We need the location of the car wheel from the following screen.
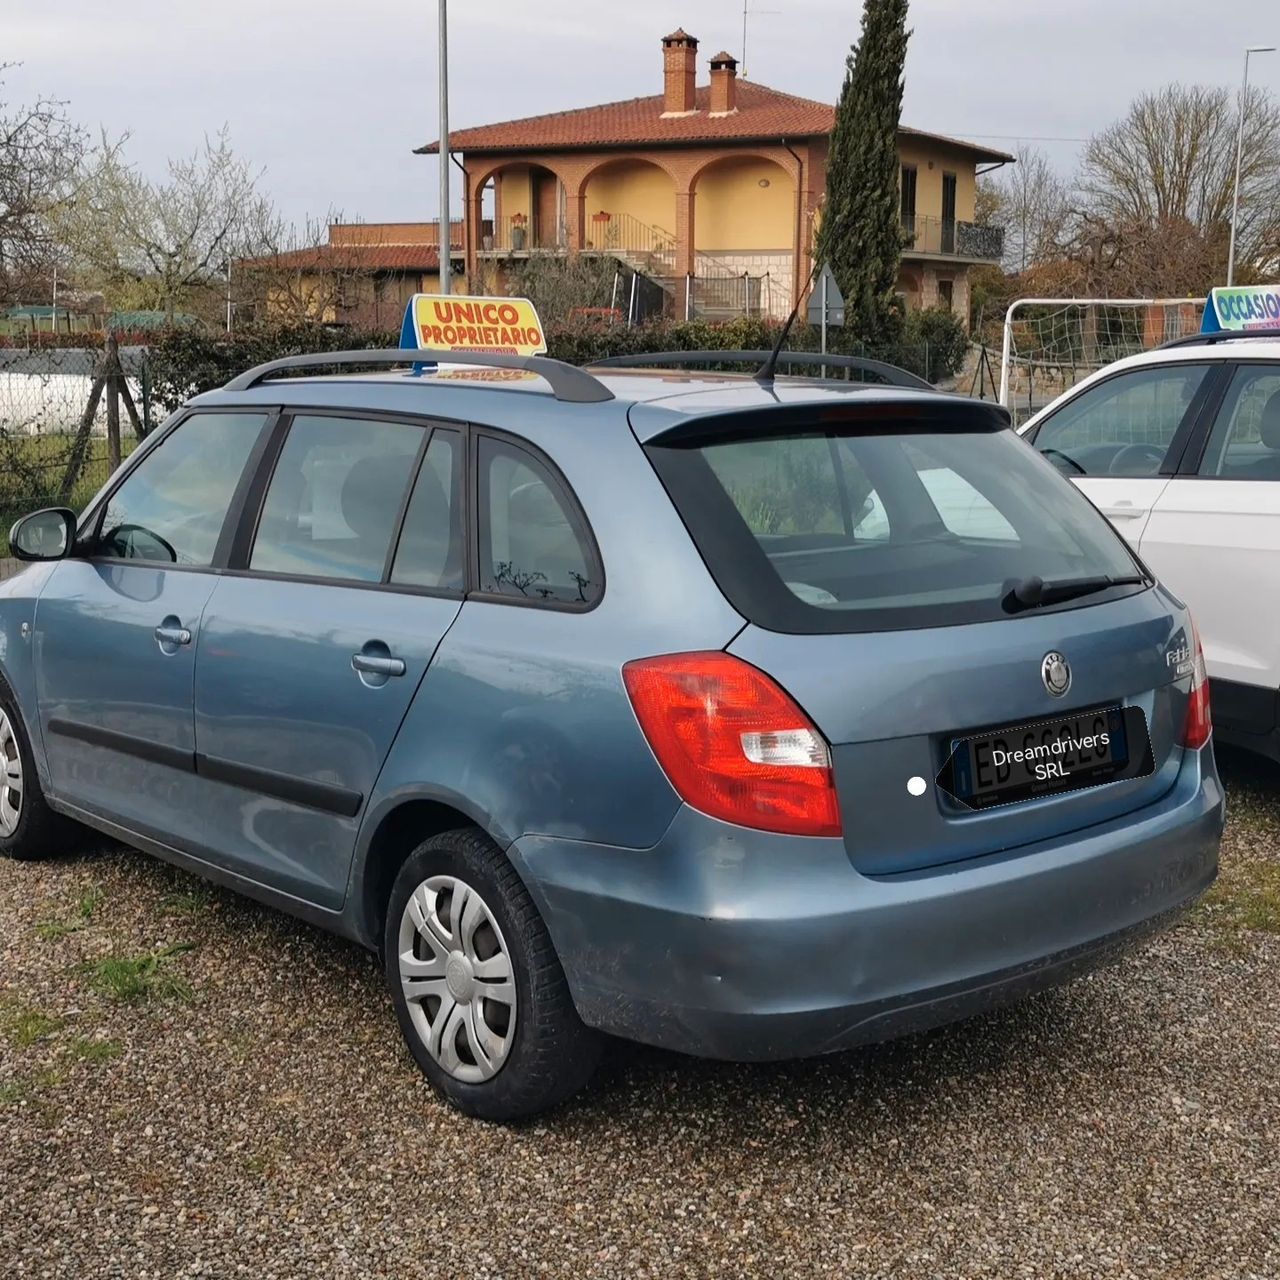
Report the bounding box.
[384,827,601,1121]
[0,686,74,861]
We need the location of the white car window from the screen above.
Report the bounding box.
[1198,365,1280,480]
[1033,363,1210,478]
[917,467,1017,541]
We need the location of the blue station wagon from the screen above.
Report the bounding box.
[0,346,1223,1119]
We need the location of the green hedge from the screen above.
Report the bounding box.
[147,309,969,412]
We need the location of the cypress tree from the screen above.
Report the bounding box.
[817,0,911,346]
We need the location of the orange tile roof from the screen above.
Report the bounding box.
[237,243,444,272]
[415,79,1015,163]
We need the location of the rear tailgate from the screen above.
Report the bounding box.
[730,589,1192,874]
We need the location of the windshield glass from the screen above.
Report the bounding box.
[648,423,1146,633]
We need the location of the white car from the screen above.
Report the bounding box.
[1020,331,1280,762]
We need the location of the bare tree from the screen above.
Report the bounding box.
[61,128,275,321]
[1076,82,1280,283]
[0,68,89,305]
[235,213,395,325]
[978,145,1068,274]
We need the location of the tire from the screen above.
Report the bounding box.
[0,682,74,861]
[384,827,601,1121]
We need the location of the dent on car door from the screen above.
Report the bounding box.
[1027,362,1218,545]
[34,410,271,839]
[190,413,465,909]
[1140,363,1280,728]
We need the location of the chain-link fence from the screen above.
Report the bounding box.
[0,344,153,577]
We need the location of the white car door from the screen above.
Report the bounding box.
[1139,362,1280,713]
[1026,361,1219,547]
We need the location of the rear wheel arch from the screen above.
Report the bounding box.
[356,797,523,953]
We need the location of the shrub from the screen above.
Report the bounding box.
[145,307,972,412]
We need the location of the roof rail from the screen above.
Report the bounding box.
[222,349,615,403]
[1157,330,1280,351]
[589,350,932,390]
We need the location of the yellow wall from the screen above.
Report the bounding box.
[897,141,977,222]
[496,165,533,223]
[582,160,674,236]
[694,156,793,251]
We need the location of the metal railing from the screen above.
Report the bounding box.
[479,214,568,254]
[583,213,677,268]
[902,215,1004,261]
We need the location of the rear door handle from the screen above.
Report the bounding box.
[351,653,406,678]
[154,623,192,646]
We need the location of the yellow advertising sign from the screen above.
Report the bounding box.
[400,293,547,357]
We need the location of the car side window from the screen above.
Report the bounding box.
[250,414,423,583]
[389,429,463,590]
[1032,364,1210,478]
[1197,365,1280,479]
[477,436,600,606]
[96,411,268,566]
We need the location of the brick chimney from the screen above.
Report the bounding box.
[709,50,738,115]
[662,28,698,116]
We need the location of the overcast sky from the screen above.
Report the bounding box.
[6,0,1279,227]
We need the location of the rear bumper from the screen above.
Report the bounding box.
[509,746,1223,1061]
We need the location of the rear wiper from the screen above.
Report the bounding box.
[1002,573,1146,613]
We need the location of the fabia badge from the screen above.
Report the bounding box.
[1041,651,1071,698]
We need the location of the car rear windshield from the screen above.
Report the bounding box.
[646,421,1147,633]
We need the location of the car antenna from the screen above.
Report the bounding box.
[754,261,821,384]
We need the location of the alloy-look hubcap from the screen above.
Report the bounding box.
[0,708,22,838]
[398,874,517,1083]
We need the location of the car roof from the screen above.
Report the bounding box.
[191,364,1006,444]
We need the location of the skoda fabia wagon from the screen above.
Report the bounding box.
[0,346,1223,1119]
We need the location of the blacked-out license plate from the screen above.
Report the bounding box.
[938,705,1153,811]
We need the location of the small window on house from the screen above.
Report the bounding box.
[938,279,954,311]
[900,165,917,224]
[477,436,601,606]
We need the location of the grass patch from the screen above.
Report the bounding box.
[66,1035,123,1064]
[83,943,195,1004]
[160,883,216,917]
[35,882,104,940]
[0,1081,31,1107]
[1202,861,1280,935]
[35,917,78,941]
[1,1002,64,1048]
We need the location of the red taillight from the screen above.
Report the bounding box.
[622,652,842,838]
[1181,621,1212,750]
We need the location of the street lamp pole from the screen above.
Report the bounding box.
[438,0,452,295]
[1227,44,1275,287]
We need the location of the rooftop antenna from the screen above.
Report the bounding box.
[740,0,779,79]
[755,260,821,384]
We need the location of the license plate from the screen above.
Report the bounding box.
[937,705,1152,811]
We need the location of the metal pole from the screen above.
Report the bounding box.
[51,265,57,333]
[225,259,232,333]
[438,0,452,295]
[998,300,1016,407]
[1228,46,1275,287]
[820,271,828,378]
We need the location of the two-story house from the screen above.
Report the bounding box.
[416,27,1012,323]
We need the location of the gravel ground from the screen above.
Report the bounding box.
[2,750,1279,1279]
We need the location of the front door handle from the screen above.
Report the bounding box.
[351,653,406,678]
[154,619,192,651]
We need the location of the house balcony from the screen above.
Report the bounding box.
[902,215,1003,263]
